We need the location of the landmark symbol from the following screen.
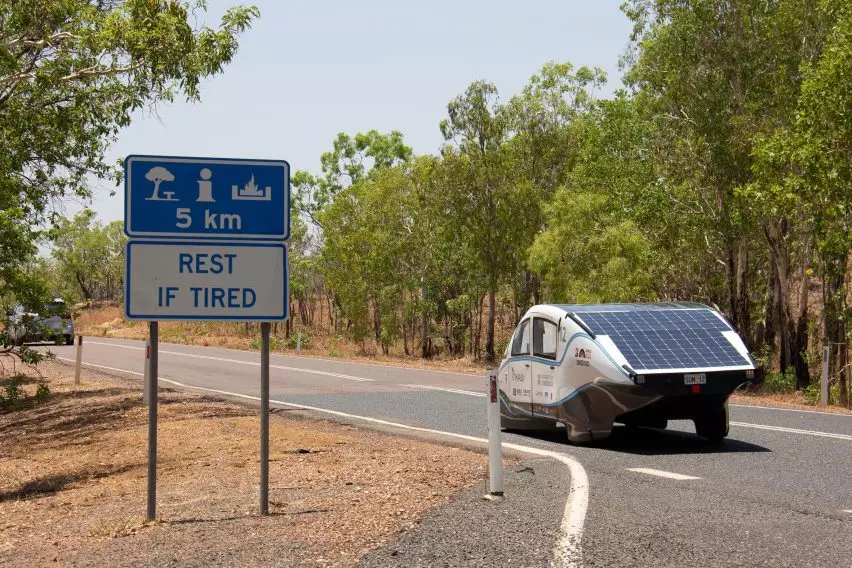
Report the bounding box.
[232,174,271,201]
[144,167,177,201]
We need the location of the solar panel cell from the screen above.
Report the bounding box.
[575,309,750,371]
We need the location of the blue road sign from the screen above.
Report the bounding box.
[124,155,290,240]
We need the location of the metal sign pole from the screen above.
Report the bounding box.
[260,322,270,515]
[147,321,159,521]
[143,335,151,405]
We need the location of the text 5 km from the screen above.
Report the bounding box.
[175,208,241,230]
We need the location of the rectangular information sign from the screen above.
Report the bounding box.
[124,155,289,240]
[125,241,287,321]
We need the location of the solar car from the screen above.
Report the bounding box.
[498,303,756,443]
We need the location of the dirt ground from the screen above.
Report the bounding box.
[0,360,491,567]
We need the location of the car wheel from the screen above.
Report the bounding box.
[65,335,74,346]
[694,404,729,443]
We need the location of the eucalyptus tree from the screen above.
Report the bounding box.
[292,130,412,231]
[622,1,837,389]
[747,0,851,400]
[439,81,527,363]
[0,0,258,302]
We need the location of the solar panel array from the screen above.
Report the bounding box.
[575,309,750,371]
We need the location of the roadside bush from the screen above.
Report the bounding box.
[762,368,797,394]
[1,375,24,409]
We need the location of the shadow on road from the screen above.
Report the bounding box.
[509,424,771,455]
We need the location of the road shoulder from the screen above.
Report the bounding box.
[357,457,571,568]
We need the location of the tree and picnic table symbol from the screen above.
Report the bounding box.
[144,166,271,202]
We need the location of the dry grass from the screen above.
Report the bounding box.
[74,305,486,375]
[730,391,852,414]
[0,360,492,567]
[74,305,851,411]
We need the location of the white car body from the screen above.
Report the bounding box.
[498,302,755,443]
[7,299,75,345]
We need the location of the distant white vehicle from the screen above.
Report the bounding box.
[7,298,75,346]
[498,303,756,444]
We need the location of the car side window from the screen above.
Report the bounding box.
[533,318,558,360]
[510,319,530,356]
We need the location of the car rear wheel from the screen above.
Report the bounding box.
[65,334,74,346]
[694,404,729,443]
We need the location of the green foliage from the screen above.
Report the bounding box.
[1,375,23,409]
[762,368,798,394]
[0,0,258,319]
[50,211,126,301]
[0,376,52,411]
[35,382,50,403]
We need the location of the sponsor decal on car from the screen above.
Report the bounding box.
[536,373,554,386]
[574,347,592,367]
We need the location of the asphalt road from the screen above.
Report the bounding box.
[51,338,852,567]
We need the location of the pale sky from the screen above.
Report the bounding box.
[78,0,633,223]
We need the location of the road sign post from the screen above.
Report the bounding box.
[124,154,290,520]
[260,322,270,515]
[147,321,159,521]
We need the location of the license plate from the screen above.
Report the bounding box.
[684,373,706,385]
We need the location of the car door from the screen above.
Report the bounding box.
[531,316,559,417]
[506,318,533,416]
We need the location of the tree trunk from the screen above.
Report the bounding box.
[823,251,849,407]
[485,285,496,364]
[734,237,751,347]
[75,272,92,300]
[792,258,810,389]
[763,256,779,356]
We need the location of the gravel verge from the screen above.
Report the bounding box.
[357,457,571,568]
[1,360,495,567]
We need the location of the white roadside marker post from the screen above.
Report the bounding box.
[74,335,83,386]
[822,345,830,406]
[486,369,504,498]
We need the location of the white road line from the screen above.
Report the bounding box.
[57,356,587,568]
[843,510,852,514]
[730,421,852,441]
[401,384,486,397]
[626,467,702,481]
[57,357,143,376]
[82,339,481,377]
[75,343,375,382]
[730,403,851,417]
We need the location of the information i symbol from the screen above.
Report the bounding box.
[197,168,214,202]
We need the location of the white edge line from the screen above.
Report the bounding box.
[401,384,486,397]
[80,339,482,377]
[72,344,375,382]
[57,356,587,568]
[729,403,851,417]
[730,421,852,441]
[626,467,701,481]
